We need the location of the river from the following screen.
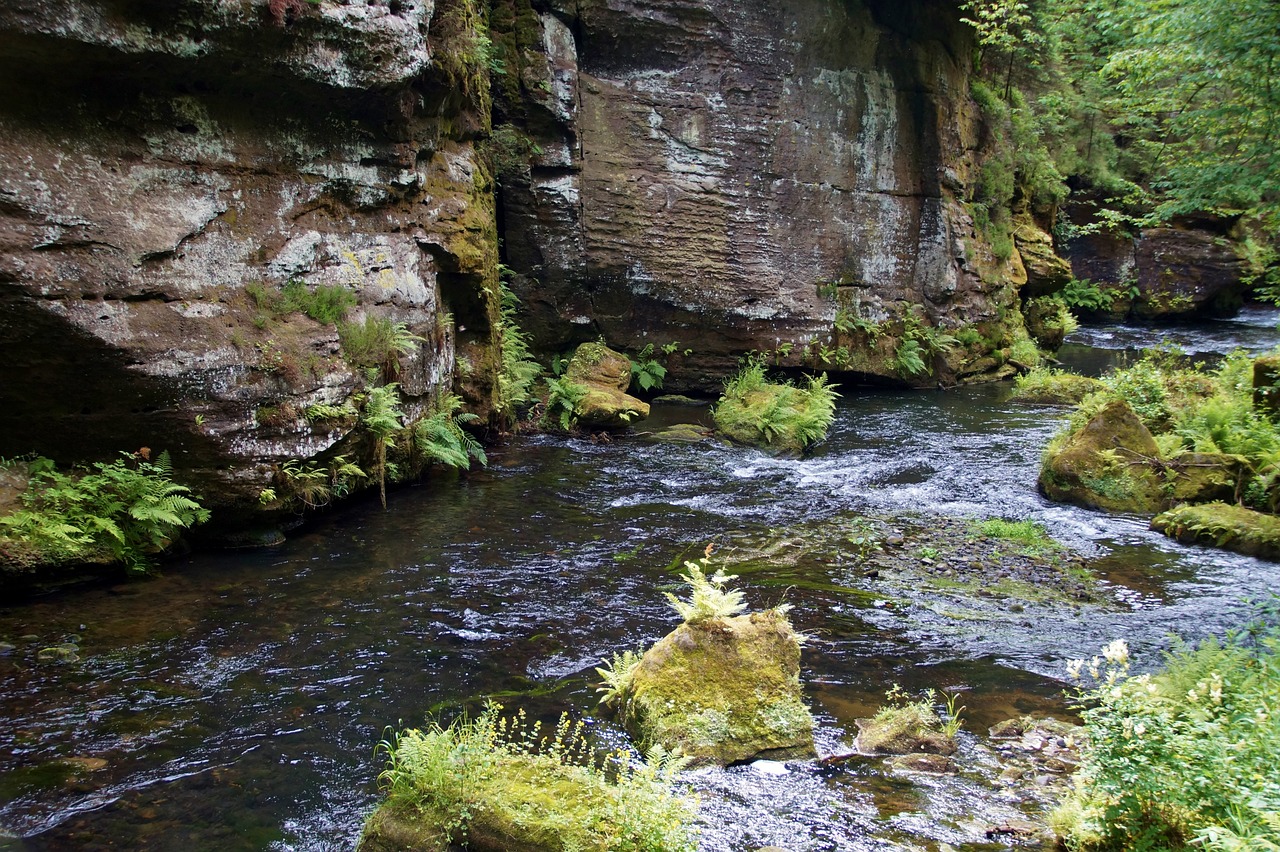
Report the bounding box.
[1,308,1277,851]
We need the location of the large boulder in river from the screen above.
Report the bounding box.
[563,342,650,429]
[617,607,815,767]
[1039,400,1165,514]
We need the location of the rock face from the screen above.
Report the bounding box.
[1061,209,1248,319]
[0,0,502,521]
[618,609,815,767]
[495,0,1039,390]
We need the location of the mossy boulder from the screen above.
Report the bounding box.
[618,609,815,767]
[563,342,650,429]
[712,364,838,455]
[855,706,957,756]
[1014,218,1074,298]
[358,751,689,852]
[1152,502,1280,561]
[1012,372,1105,406]
[1164,452,1246,505]
[1253,354,1280,418]
[1039,400,1165,514]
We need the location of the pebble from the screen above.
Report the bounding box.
[0,642,15,655]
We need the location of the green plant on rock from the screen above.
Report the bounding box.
[338,317,422,380]
[1054,624,1280,852]
[664,551,748,625]
[496,283,541,419]
[595,649,644,707]
[543,376,588,432]
[246,279,357,325]
[414,394,487,470]
[361,383,405,510]
[372,702,697,851]
[713,357,840,452]
[303,401,357,424]
[1059,278,1118,313]
[0,452,209,574]
[629,343,668,393]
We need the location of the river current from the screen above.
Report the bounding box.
[1,308,1277,851]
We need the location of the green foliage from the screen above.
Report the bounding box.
[973,517,1062,555]
[713,358,840,451]
[362,383,405,509]
[303,401,357,423]
[246,279,357,325]
[629,343,668,393]
[338,317,422,379]
[414,394,487,470]
[893,338,928,377]
[375,703,696,851]
[595,649,644,707]
[0,453,209,574]
[1055,621,1280,851]
[543,376,588,432]
[495,284,542,420]
[664,554,747,625]
[277,454,368,510]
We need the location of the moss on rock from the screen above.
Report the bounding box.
[618,609,815,767]
[563,342,650,429]
[1151,502,1280,561]
[1012,369,1105,406]
[712,360,838,455]
[1039,400,1166,514]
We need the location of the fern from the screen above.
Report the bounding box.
[0,452,209,573]
[664,556,747,624]
[415,394,488,470]
[362,384,405,509]
[595,649,643,706]
[544,376,588,431]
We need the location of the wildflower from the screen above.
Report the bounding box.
[1209,673,1223,705]
[1102,639,1130,667]
[1088,656,1102,679]
[1066,658,1085,679]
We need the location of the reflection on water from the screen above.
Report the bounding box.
[2,319,1279,850]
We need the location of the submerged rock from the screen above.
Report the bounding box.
[854,707,957,756]
[1152,502,1280,561]
[618,609,815,767]
[563,342,650,429]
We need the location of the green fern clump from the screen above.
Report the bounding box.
[496,284,542,419]
[543,376,589,431]
[0,452,209,574]
[338,317,422,379]
[664,557,747,625]
[361,383,405,509]
[712,357,840,453]
[595,649,643,707]
[415,394,487,470]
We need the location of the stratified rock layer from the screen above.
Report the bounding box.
[496,0,1034,389]
[0,0,501,519]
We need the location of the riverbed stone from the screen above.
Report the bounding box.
[617,609,815,767]
[1039,400,1165,514]
[855,708,957,756]
[1152,502,1280,561]
[885,753,958,774]
[563,342,650,429]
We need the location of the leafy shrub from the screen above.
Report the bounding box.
[414,394,487,470]
[0,453,209,574]
[1060,279,1118,312]
[374,703,696,851]
[1054,624,1280,851]
[629,343,668,393]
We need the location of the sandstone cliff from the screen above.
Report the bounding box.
[0,0,1066,530]
[0,0,502,523]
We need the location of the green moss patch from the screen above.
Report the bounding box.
[1151,502,1280,560]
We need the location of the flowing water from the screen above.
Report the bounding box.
[1,310,1278,852]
